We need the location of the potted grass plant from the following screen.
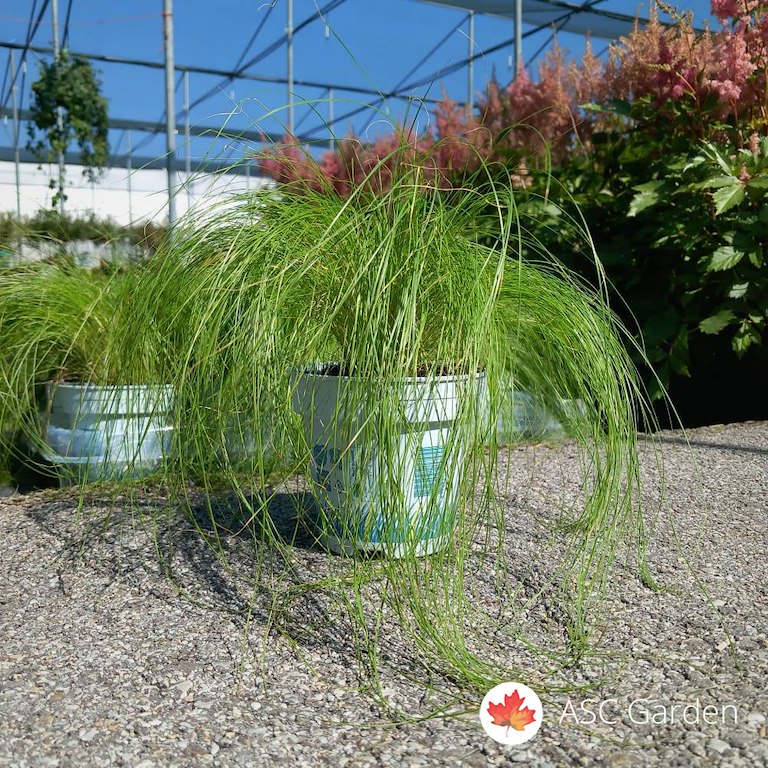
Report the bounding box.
[0,262,173,485]
[120,134,659,701]
[139,172,496,557]
[283,187,493,558]
[138,152,647,565]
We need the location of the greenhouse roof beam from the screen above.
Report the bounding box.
[0,145,259,176]
[0,41,445,106]
[422,0,704,39]
[0,106,332,149]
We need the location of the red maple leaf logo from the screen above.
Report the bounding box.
[487,689,537,734]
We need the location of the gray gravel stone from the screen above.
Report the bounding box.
[706,738,731,755]
[1,421,767,767]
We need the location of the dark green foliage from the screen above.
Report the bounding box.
[513,99,768,400]
[0,211,167,251]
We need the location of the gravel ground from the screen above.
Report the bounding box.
[1,421,767,768]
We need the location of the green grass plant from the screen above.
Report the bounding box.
[0,261,170,474]
[123,151,656,700]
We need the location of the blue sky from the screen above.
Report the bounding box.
[2,1,718,167]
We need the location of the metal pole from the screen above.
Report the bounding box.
[287,0,294,134]
[467,12,474,116]
[10,50,22,219]
[183,68,191,211]
[514,0,522,80]
[52,0,66,211]
[328,87,334,143]
[126,129,133,224]
[162,0,177,226]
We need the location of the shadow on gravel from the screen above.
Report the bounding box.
[657,435,768,456]
[159,490,361,656]
[21,485,361,658]
[8,448,62,493]
[186,490,321,551]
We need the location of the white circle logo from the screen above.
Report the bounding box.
[479,682,543,745]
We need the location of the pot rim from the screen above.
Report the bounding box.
[46,381,174,393]
[296,363,486,385]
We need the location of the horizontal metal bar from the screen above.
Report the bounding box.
[0,144,262,176]
[0,41,446,105]
[0,105,333,148]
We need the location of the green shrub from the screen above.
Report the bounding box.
[0,211,167,252]
[258,4,768,403]
[512,96,768,398]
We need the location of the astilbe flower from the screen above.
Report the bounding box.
[552,39,615,149]
[604,15,662,101]
[268,127,443,198]
[739,161,751,180]
[712,0,742,24]
[712,0,763,25]
[335,128,438,196]
[603,2,768,127]
[431,94,492,183]
[509,157,533,189]
[260,2,768,193]
[569,37,609,110]
[735,10,768,120]
[706,29,756,102]
[259,135,328,192]
[319,150,345,196]
[476,46,579,164]
[603,12,705,106]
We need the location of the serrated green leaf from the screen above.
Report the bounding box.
[708,246,744,271]
[728,282,749,298]
[699,310,735,334]
[712,182,746,215]
[642,309,678,345]
[733,230,758,251]
[619,142,654,164]
[733,323,761,356]
[628,181,664,217]
[748,250,764,268]
[684,156,706,172]
[701,141,734,175]
[648,361,671,401]
[669,328,690,377]
[698,176,740,189]
[607,98,633,116]
[746,176,768,191]
[733,335,754,355]
[583,100,631,115]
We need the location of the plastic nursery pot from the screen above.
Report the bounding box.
[526,396,588,440]
[200,396,264,467]
[39,382,174,486]
[292,366,486,559]
[491,379,587,444]
[493,387,537,444]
